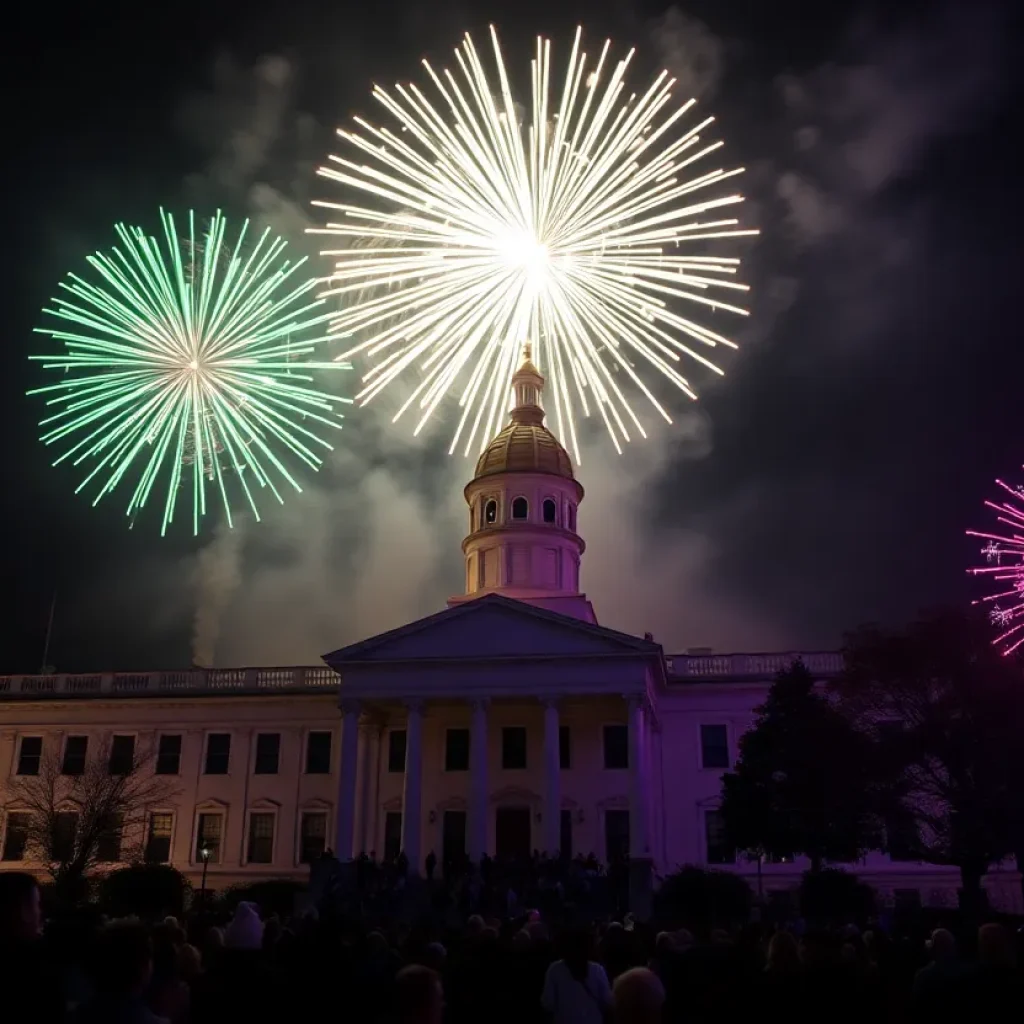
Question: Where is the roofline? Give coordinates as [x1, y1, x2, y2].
[322, 592, 662, 663]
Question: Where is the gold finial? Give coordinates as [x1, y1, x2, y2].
[523, 341, 532, 364]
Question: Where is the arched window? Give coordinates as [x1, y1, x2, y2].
[542, 498, 557, 524]
[484, 499, 498, 525]
[567, 503, 576, 531]
[511, 497, 529, 520]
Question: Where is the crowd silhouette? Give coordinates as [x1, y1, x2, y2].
[2, 856, 1023, 1024]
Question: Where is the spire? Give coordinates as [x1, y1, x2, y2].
[510, 342, 545, 426]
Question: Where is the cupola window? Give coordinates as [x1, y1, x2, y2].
[542, 498, 557, 524]
[511, 497, 529, 520]
[484, 499, 498, 525]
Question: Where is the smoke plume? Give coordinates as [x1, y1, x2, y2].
[192, 519, 244, 667]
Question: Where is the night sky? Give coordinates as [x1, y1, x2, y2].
[2, 0, 1021, 673]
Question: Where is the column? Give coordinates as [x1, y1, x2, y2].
[627, 696, 652, 858]
[542, 699, 562, 855]
[401, 700, 424, 873]
[469, 699, 489, 863]
[357, 724, 377, 854]
[335, 701, 360, 860]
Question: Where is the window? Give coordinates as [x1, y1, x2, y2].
[384, 811, 402, 862]
[53, 811, 79, 862]
[484, 499, 497, 524]
[156, 734, 182, 775]
[2, 812, 31, 861]
[146, 813, 173, 864]
[559, 725, 571, 770]
[108, 735, 136, 775]
[196, 813, 223, 863]
[605, 809, 630, 861]
[543, 498, 557, 524]
[254, 733, 281, 775]
[567, 504, 576, 531]
[17, 737, 42, 776]
[300, 812, 328, 864]
[511, 496, 528, 520]
[96, 814, 123, 863]
[306, 732, 332, 774]
[705, 810, 736, 865]
[442, 810, 467, 864]
[445, 729, 470, 772]
[247, 812, 275, 864]
[700, 725, 730, 769]
[62, 736, 88, 776]
[205, 734, 231, 775]
[388, 730, 407, 773]
[603, 725, 628, 770]
[560, 809, 573, 858]
[502, 727, 527, 770]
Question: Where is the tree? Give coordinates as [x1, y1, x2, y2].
[654, 866, 753, 932]
[7, 739, 179, 903]
[99, 864, 191, 920]
[836, 607, 1022, 916]
[799, 868, 875, 924]
[720, 661, 883, 873]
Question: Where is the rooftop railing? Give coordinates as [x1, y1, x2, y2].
[0, 651, 843, 699]
[0, 666, 339, 699]
[664, 651, 843, 679]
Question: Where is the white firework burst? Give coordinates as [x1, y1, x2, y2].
[311, 26, 758, 461]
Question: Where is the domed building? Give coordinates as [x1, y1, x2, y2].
[449, 345, 595, 624]
[0, 347, 1010, 915]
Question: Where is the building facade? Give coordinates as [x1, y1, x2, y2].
[1, 350, 1020, 910]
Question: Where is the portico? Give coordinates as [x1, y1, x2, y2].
[327, 647, 663, 872]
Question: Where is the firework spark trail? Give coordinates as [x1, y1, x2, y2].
[30, 210, 351, 535]
[312, 26, 758, 463]
[967, 475, 1024, 654]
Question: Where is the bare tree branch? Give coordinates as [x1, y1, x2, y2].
[6, 739, 180, 888]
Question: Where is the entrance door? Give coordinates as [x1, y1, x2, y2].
[495, 807, 531, 859]
[442, 810, 467, 867]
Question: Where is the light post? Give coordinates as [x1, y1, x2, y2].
[199, 844, 211, 907]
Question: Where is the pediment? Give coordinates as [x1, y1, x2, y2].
[491, 785, 540, 804]
[435, 796, 467, 812]
[324, 594, 660, 667]
[250, 798, 281, 810]
[196, 797, 229, 811]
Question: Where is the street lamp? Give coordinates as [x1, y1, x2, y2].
[199, 844, 211, 906]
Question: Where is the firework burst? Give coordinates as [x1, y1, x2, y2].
[30, 210, 350, 535]
[967, 475, 1024, 654]
[313, 26, 757, 461]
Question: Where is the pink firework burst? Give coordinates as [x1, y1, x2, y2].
[967, 476, 1024, 655]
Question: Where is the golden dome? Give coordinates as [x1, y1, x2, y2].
[474, 421, 575, 480]
[472, 343, 575, 481]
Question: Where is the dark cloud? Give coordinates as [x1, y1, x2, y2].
[4, 0, 1017, 670]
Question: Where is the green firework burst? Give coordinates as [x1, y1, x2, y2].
[30, 210, 350, 535]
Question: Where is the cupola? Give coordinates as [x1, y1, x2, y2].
[448, 344, 596, 623]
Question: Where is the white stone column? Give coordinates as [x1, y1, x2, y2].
[627, 696, 652, 858]
[542, 699, 562, 855]
[335, 701, 360, 860]
[357, 724, 376, 854]
[401, 700, 424, 873]
[469, 699, 489, 862]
